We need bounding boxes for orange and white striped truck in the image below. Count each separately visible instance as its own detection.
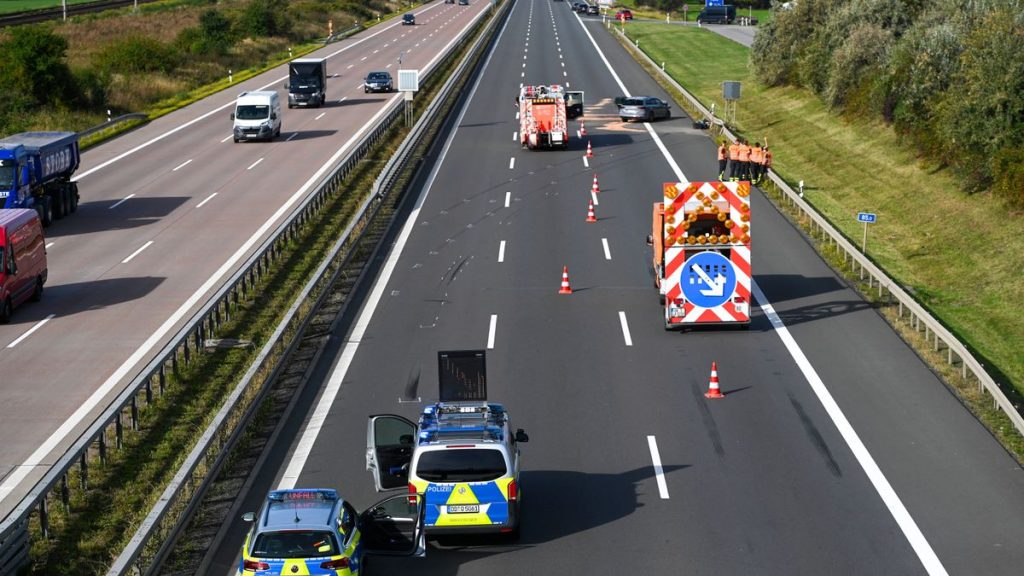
[517,84,574,150]
[649,181,752,330]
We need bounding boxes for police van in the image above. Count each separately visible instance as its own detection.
[365,351,529,539]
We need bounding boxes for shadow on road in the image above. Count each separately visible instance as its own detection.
[285,129,340,142]
[46,196,190,238]
[33,276,164,320]
[754,274,844,304]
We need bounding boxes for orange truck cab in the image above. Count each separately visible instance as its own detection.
[0,209,47,323]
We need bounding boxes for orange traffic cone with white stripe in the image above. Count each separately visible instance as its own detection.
[585,140,594,158]
[580,121,587,137]
[559,266,573,294]
[704,362,725,399]
[586,200,597,222]
[591,173,600,194]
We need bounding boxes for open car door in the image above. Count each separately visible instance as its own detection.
[614,96,627,108]
[366,414,416,491]
[360,493,426,557]
[566,91,585,119]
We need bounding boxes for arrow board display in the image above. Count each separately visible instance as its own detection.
[681,251,736,310]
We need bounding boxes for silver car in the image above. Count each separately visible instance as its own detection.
[616,96,672,122]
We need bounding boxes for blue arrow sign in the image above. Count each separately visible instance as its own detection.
[857,212,877,223]
[681,251,736,309]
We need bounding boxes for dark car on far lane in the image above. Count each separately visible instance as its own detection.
[616,96,671,122]
[587,4,600,14]
[402,13,416,24]
[364,71,393,93]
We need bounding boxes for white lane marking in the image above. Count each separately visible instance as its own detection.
[172,159,192,171]
[354,82,365,89]
[285,132,298,142]
[576,129,581,139]
[602,238,611,260]
[121,240,154,264]
[71,11,431,181]
[361,56,368,61]
[578,10,948,572]
[45,242,54,249]
[0,1,470,506]
[563,71,567,77]
[591,190,599,206]
[347,64,354,69]
[513,131,517,141]
[196,192,218,208]
[373,49,379,54]
[562,62,565,67]
[498,240,506,263]
[487,314,498,349]
[278,1,515,489]
[647,435,669,499]
[504,191,511,207]
[386,63,392,68]
[583,156,589,168]
[315,112,326,120]
[521,72,525,77]
[109,194,135,209]
[619,311,633,346]
[247,158,264,170]
[515,112,520,119]
[339,97,348,103]
[751,282,949,575]
[509,157,515,170]
[6,314,56,349]
[220,134,233,143]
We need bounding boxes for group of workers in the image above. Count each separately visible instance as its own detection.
[717,139,772,184]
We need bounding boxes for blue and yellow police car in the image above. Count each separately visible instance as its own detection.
[237,488,425,575]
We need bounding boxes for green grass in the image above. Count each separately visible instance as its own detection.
[620,23,1024,410]
[609,1,770,24]
[0,0,96,14]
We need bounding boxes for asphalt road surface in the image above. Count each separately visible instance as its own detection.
[214,1,1024,574]
[0,1,493,522]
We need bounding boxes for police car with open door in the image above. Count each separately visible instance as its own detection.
[365,351,528,539]
[236,488,426,575]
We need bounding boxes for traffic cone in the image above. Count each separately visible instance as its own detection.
[704,362,725,399]
[580,121,587,136]
[585,140,594,159]
[591,173,600,194]
[558,266,573,294]
[586,200,597,222]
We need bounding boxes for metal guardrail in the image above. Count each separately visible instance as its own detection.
[0,0,158,28]
[616,27,1024,438]
[0,4,500,575]
[79,113,149,140]
[108,2,506,573]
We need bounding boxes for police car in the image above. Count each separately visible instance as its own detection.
[366,402,528,539]
[237,488,425,575]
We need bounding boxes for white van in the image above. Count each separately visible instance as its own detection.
[231,91,281,142]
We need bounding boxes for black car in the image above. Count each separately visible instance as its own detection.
[402,13,415,25]
[572,2,587,13]
[364,71,393,93]
[459,0,469,4]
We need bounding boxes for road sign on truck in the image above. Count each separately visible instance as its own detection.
[0,132,80,227]
[649,181,752,329]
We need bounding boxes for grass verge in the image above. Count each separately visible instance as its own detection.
[23,4,494,574]
[612,23,1024,460]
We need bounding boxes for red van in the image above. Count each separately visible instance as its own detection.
[0,209,47,323]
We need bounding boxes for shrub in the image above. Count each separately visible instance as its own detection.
[195,9,234,54]
[93,36,180,76]
[0,25,77,107]
[992,147,1024,207]
[240,0,291,38]
[825,24,893,110]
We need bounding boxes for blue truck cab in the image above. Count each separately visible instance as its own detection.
[0,132,81,227]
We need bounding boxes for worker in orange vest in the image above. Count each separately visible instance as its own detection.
[763,146,773,181]
[728,140,741,180]
[717,141,729,180]
[750,142,764,184]
[737,139,752,181]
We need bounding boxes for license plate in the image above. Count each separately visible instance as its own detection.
[447,504,480,514]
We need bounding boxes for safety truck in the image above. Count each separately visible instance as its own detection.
[517,84,580,149]
[366,350,529,539]
[0,132,80,227]
[649,181,752,329]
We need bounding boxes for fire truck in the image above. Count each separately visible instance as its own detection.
[517,84,574,150]
[649,181,752,329]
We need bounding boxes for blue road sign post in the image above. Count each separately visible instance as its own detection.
[857,212,877,254]
[681,251,736,310]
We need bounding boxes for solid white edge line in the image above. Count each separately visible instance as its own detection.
[196,193,218,208]
[6,314,56,349]
[504,191,511,207]
[45,242,54,249]
[618,311,632,346]
[750,282,949,575]
[602,237,611,260]
[172,159,192,171]
[121,240,154,264]
[108,194,135,209]
[647,435,669,499]
[247,158,264,170]
[71,9,435,182]
[487,314,497,349]
[498,240,506,263]
[577,11,947,573]
[276,1,511,490]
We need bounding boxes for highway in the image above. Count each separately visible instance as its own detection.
[0,1,493,521]
[206,1,1024,575]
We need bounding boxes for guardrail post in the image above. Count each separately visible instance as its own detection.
[183,337,191,366]
[99,426,107,465]
[39,498,50,540]
[131,395,139,431]
[116,412,124,449]
[80,453,88,490]
[145,378,153,405]
[159,365,166,395]
[60,474,70,514]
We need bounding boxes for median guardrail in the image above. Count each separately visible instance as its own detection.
[615,27,1024,439]
[0,3,502,575]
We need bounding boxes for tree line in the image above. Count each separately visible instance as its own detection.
[752,0,1024,204]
